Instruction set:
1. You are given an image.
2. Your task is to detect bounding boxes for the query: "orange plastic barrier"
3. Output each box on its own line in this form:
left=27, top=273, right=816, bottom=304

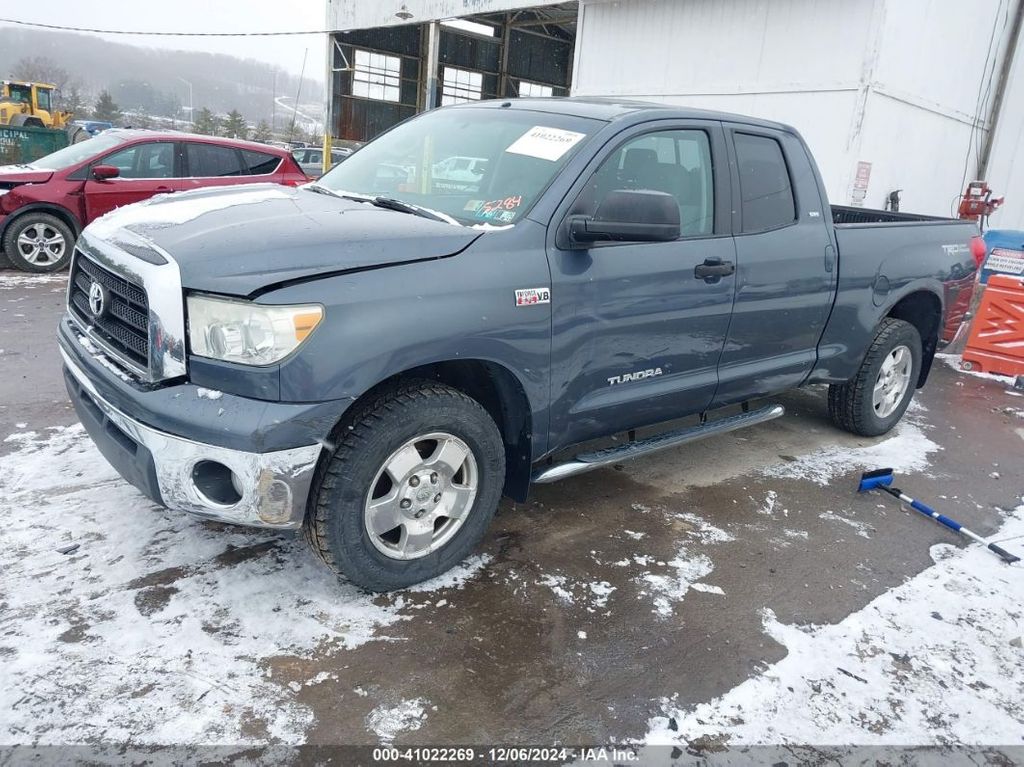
left=962, top=274, right=1024, bottom=377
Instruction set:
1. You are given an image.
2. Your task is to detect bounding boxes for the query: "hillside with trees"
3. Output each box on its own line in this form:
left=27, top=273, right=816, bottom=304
left=0, top=26, right=322, bottom=135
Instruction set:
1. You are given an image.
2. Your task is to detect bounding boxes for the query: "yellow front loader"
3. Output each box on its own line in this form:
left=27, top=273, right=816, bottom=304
left=0, top=80, right=73, bottom=130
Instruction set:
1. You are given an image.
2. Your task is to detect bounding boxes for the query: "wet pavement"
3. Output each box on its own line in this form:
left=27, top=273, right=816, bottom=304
left=1, top=269, right=1022, bottom=748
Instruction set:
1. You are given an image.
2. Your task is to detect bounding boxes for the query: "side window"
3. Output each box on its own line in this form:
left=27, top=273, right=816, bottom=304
left=186, top=143, right=243, bottom=177
left=101, top=143, right=175, bottom=178
left=734, top=133, right=796, bottom=233
left=580, top=129, right=715, bottom=237
left=240, top=149, right=281, bottom=175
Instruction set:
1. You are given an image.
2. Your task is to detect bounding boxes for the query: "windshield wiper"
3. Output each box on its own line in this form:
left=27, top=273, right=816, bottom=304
left=304, top=185, right=456, bottom=225
left=369, top=196, right=452, bottom=224
left=304, top=183, right=353, bottom=199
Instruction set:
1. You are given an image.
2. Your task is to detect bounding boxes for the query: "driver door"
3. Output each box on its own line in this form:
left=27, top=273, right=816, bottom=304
left=547, top=122, right=737, bottom=450
left=83, top=141, right=182, bottom=221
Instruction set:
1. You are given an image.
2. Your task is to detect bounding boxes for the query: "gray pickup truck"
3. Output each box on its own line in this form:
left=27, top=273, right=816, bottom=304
left=58, top=98, right=982, bottom=590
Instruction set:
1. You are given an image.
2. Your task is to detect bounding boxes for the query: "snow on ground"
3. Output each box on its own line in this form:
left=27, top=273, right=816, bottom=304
left=936, top=352, right=1018, bottom=386
left=0, top=273, right=67, bottom=291
left=0, top=425, right=490, bottom=745
left=762, top=408, right=940, bottom=485
left=646, top=502, right=1024, bottom=746
left=365, top=698, right=429, bottom=742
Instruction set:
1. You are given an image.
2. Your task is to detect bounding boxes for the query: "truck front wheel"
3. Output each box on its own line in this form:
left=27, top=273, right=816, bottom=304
left=827, top=318, right=922, bottom=437
left=305, top=381, right=506, bottom=592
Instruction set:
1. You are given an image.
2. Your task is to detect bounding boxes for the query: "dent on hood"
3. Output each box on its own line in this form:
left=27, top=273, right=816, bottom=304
left=87, top=183, right=294, bottom=240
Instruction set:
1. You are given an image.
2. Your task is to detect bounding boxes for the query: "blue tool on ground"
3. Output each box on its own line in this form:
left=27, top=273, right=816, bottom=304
left=858, top=468, right=1020, bottom=564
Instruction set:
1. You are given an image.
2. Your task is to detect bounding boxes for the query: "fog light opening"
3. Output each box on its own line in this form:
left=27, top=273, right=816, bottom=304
left=191, top=460, right=243, bottom=507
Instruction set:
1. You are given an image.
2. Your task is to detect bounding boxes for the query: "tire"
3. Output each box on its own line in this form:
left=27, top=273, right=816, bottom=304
left=2, top=212, right=75, bottom=272
left=828, top=318, right=922, bottom=437
left=9, top=114, right=44, bottom=128
left=305, top=380, right=506, bottom=592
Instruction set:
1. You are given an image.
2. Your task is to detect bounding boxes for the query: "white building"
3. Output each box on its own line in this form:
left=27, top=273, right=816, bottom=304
left=326, top=0, right=1024, bottom=227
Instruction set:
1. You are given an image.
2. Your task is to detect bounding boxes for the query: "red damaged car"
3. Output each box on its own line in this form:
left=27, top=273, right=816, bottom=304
left=0, top=130, right=308, bottom=272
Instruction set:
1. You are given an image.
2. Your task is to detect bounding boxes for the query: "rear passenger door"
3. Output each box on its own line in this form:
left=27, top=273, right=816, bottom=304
left=710, top=126, right=836, bottom=407
left=179, top=142, right=243, bottom=190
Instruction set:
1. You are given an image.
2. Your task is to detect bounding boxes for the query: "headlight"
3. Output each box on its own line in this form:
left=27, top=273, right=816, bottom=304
left=187, top=294, right=323, bottom=366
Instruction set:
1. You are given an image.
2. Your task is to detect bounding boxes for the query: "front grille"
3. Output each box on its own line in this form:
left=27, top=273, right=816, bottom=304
left=68, top=251, right=150, bottom=371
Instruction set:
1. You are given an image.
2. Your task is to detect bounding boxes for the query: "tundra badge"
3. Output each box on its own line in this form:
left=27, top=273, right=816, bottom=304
left=608, top=367, right=663, bottom=386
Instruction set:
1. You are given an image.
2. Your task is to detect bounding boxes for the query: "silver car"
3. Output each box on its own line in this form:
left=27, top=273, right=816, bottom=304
left=292, top=147, right=353, bottom=178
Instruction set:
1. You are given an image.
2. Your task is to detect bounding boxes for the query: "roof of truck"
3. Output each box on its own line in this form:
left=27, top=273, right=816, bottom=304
left=463, top=96, right=795, bottom=133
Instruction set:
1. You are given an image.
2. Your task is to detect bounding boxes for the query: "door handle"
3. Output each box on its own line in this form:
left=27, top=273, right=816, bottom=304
left=694, top=258, right=735, bottom=281
left=154, top=186, right=173, bottom=193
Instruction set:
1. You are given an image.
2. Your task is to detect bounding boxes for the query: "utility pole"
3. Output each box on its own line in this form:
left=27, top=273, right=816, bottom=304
left=322, top=5, right=334, bottom=176
left=288, top=48, right=308, bottom=144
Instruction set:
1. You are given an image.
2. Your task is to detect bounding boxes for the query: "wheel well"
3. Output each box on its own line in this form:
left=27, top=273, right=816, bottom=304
left=887, top=291, right=941, bottom=387
left=336, top=360, right=534, bottom=502
left=1, top=205, right=81, bottom=244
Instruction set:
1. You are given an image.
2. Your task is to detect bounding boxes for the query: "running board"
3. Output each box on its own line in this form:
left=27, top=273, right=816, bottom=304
left=531, top=404, right=785, bottom=484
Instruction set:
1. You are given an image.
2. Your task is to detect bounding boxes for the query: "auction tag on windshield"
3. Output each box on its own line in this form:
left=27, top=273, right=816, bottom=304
left=505, top=126, right=586, bottom=162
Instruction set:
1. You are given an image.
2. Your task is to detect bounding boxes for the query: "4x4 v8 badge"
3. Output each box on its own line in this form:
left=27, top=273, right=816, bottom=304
left=515, top=287, right=551, bottom=306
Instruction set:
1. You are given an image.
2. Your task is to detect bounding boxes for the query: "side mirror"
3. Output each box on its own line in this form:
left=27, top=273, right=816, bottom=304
left=92, top=164, right=120, bottom=181
left=568, top=189, right=680, bottom=247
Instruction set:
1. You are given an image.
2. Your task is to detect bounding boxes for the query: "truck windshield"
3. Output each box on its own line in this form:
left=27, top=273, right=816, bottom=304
left=30, top=133, right=127, bottom=170
left=316, top=107, right=601, bottom=226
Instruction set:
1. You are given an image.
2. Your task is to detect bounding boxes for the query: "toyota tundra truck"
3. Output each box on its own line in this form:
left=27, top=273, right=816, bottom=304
left=57, top=98, right=983, bottom=591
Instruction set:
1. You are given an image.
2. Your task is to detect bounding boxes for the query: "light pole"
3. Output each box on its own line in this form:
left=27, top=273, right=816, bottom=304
left=176, top=77, right=193, bottom=127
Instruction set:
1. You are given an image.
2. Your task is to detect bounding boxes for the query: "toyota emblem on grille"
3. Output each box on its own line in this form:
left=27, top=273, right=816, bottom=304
left=87, top=281, right=108, bottom=318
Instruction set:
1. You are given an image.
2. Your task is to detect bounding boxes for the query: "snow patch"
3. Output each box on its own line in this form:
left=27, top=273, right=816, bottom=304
left=936, top=352, right=1017, bottom=385
left=0, top=426, right=490, bottom=745
left=196, top=388, right=223, bottom=400
left=763, top=416, right=940, bottom=486
left=674, top=511, right=735, bottom=543
left=818, top=510, right=874, bottom=539
left=0, top=273, right=66, bottom=290
left=645, top=503, right=1024, bottom=746
left=366, top=698, right=428, bottom=742
left=690, top=582, right=725, bottom=596
left=640, top=551, right=714, bottom=619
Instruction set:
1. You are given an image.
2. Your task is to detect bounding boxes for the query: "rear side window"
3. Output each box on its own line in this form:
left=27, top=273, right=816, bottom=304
left=734, top=133, right=796, bottom=233
left=186, top=143, right=243, bottom=177
left=240, top=149, right=281, bottom=175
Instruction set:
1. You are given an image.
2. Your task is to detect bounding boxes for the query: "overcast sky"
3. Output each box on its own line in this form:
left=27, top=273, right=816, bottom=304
left=0, top=0, right=327, bottom=77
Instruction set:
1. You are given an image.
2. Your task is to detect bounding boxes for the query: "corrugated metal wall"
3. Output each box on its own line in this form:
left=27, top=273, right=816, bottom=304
left=572, top=0, right=1022, bottom=223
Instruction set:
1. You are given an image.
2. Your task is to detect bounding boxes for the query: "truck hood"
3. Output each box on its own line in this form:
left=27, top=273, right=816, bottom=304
left=84, top=183, right=483, bottom=296
left=0, top=165, right=55, bottom=185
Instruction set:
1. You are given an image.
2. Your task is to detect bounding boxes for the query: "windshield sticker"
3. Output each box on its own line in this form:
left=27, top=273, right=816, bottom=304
left=505, top=126, right=586, bottom=162
left=468, top=196, right=523, bottom=222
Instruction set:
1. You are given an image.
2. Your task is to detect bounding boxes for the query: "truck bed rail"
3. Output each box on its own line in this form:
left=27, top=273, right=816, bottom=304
left=832, top=205, right=948, bottom=225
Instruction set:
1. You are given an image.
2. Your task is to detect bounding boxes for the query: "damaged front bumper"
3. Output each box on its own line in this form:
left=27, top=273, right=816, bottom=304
left=60, top=344, right=323, bottom=529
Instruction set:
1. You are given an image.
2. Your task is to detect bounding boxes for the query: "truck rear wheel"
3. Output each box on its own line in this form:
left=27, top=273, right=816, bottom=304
left=3, top=212, right=75, bottom=272
left=305, top=381, right=505, bottom=592
left=828, top=318, right=922, bottom=437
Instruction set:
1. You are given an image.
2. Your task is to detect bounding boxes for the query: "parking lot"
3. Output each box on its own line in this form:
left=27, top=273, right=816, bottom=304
left=1, top=270, right=1022, bottom=750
